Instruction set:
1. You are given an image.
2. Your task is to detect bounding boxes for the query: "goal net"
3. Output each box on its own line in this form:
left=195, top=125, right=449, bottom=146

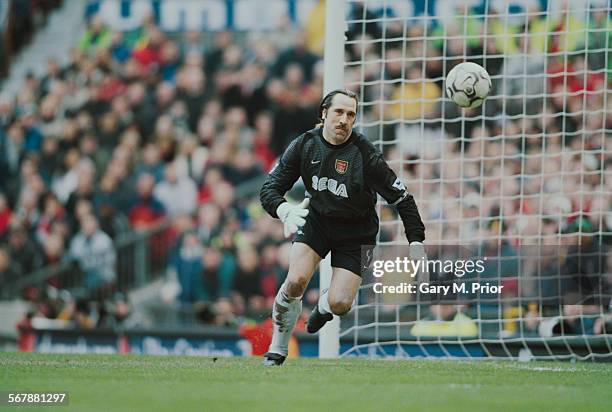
left=339, top=0, right=612, bottom=360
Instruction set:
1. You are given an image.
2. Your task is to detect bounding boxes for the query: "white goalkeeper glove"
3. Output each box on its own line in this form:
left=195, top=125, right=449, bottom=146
left=276, top=198, right=310, bottom=237
left=409, top=241, right=429, bottom=282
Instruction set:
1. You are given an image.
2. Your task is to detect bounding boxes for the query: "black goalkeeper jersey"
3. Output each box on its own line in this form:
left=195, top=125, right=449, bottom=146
left=260, top=127, right=425, bottom=243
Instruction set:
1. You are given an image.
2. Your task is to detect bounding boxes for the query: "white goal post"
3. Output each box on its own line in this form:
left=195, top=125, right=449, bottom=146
left=319, top=0, right=347, bottom=359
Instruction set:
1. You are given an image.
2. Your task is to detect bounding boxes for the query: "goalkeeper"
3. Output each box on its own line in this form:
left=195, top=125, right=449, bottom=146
left=260, top=89, right=425, bottom=366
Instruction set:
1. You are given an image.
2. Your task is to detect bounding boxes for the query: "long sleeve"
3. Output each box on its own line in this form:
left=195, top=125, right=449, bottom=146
left=260, top=135, right=303, bottom=218
left=366, top=153, right=425, bottom=243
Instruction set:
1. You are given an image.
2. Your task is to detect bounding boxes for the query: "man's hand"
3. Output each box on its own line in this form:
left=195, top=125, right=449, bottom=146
left=409, top=241, right=427, bottom=260
left=409, top=241, right=428, bottom=282
left=594, top=315, right=612, bottom=335
left=276, top=199, right=310, bottom=237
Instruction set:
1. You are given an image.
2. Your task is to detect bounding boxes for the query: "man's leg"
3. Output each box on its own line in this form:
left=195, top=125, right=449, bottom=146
left=308, top=267, right=362, bottom=333
left=265, top=242, right=321, bottom=363
left=327, top=268, right=362, bottom=315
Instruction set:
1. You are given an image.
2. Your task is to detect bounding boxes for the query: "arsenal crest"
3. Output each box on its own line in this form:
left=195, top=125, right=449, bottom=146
left=335, top=159, right=348, bottom=174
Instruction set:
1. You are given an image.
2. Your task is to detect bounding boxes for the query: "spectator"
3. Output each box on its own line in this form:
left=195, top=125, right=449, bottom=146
left=41, top=233, right=64, bottom=267
left=547, top=6, right=585, bottom=54
left=35, top=192, right=65, bottom=245
left=196, top=203, right=222, bottom=245
left=128, top=173, right=166, bottom=230
left=271, top=32, right=319, bottom=83
left=232, top=246, right=263, bottom=309
left=174, top=137, right=208, bottom=183
left=38, top=137, right=61, bottom=186
left=259, top=242, right=283, bottom=303
left=0, top=94, right=13, bottom=129
left=202, top=246, right=236, bottom=300
left=93, top=173, right=130, bottom=217
left=153, top=162, right=198, bottom=218
left=179, top=31, right=203, bottom=60
left=52, top=151, right=95, bottom=204
left=136, top=143, right=165, bottom=182
left=3, top=122, right=25, bottom=187
left=168, top=232, right=205, bottom=303
left=586, top=6, right=612, bottom=73
left=267, top=77, right=316, bottom=155
left=57, top=298, right=96, bottom=329
left=500, top=31, right=546, bottom=116
left=7, top=225, right=41, bottom=274
left=411, top=304, right=478, bottom=337
left=198, top=167, right=224, bottom=204
left=430, top=3, right=482, bottom=51
left=69, top=214, right=116, bottom=292
left=109, top=31, right=131, bottom=63
left=0, top=246, right=19, bottom=283
left=0, top=192, right=12, bottom=237
left=594, top=312, right=612, bottom=335
left=486, top=8, right=521, bottom=55
left=304, top=0, right=325, bottom=55
left=78, top=14, right=111, bottom=55
left=96, top=190, right=130, bottom=240
left=213, top=297, right=239, bottom=327
left=65, top=169, right=95, bottom=220
left=389, top=65, right=441, bottom=120
left=132, top=26, right=165, bottom=70
left=97, top=292, right=143, bottom=328
left=221, top=149, right=263, bottom=186
left=205, top=31, right=234, bottom=78
left=251, top=112, right=276, bottom=172
left=176, top=65, right=208, bottom=133
left=209, top=181, right=241, bottom=225
left=562, top=218, right=609, bottom=305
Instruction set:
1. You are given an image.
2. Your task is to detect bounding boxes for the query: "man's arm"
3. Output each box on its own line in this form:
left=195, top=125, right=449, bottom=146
left=366, top=153, right=425, bottom=243
left=260, top=136, right=303, bottom=218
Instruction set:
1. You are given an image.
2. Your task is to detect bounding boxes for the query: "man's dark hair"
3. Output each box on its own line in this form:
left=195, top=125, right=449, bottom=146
left=317, top=88, right=359, bottom=124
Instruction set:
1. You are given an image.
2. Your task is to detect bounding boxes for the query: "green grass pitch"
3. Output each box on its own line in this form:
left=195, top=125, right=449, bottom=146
left=1, top=353, right=611, bottom=411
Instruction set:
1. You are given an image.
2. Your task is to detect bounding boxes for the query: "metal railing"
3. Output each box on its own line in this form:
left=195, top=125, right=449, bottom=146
left=0, top=174, right=271, bottom=301
left=0, top=0, right=11, bottom=79
left=0, top=1, right=9, bottom=30
left=1, top=221, right=173, bottom=300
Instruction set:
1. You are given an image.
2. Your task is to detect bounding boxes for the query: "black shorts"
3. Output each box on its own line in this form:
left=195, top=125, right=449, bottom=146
left=294, top=208, right=378, bottom=277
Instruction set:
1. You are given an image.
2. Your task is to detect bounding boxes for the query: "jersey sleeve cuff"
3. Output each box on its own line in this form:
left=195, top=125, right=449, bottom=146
left=407, top=233, right=425, bottom=243
left=270, top=199, right=287, bottom=219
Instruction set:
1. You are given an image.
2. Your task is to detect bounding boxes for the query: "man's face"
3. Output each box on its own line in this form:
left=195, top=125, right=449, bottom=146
left=164, top=164, right=177, bottom=184
left=82, top=215, right=98, bottom=236
left=323, top=93, right=357, bottom=142
left=137, top=174, right=154, bottom=197
left=9, top=230, right=26, bottom=247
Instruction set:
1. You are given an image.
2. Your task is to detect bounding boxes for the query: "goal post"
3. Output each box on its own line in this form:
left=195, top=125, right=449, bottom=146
left=322, top=0, right=612, bottom=360
left=319, top=0, right=347, bottom=359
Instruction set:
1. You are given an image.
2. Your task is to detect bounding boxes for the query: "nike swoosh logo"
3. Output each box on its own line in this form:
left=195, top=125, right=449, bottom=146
left=311, top=160, right=321, bottom=164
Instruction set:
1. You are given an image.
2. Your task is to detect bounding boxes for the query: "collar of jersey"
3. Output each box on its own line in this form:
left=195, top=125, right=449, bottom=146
left=316, top=126, right=354, bottom=149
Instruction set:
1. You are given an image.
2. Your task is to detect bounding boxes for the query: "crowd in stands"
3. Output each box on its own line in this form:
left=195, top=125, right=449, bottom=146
left=1, top=9, right=324, bottom=329
left=2, top=2, right=611, bottom=335
left=345, top=2, right=611, bottom=334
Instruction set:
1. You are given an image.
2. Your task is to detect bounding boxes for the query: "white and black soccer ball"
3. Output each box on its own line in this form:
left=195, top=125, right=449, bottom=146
left=445, top=62, right=491, bottom=108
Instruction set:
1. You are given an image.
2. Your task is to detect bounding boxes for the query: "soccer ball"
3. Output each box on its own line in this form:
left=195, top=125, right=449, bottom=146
left=445, top=62, right=491, bottom=108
